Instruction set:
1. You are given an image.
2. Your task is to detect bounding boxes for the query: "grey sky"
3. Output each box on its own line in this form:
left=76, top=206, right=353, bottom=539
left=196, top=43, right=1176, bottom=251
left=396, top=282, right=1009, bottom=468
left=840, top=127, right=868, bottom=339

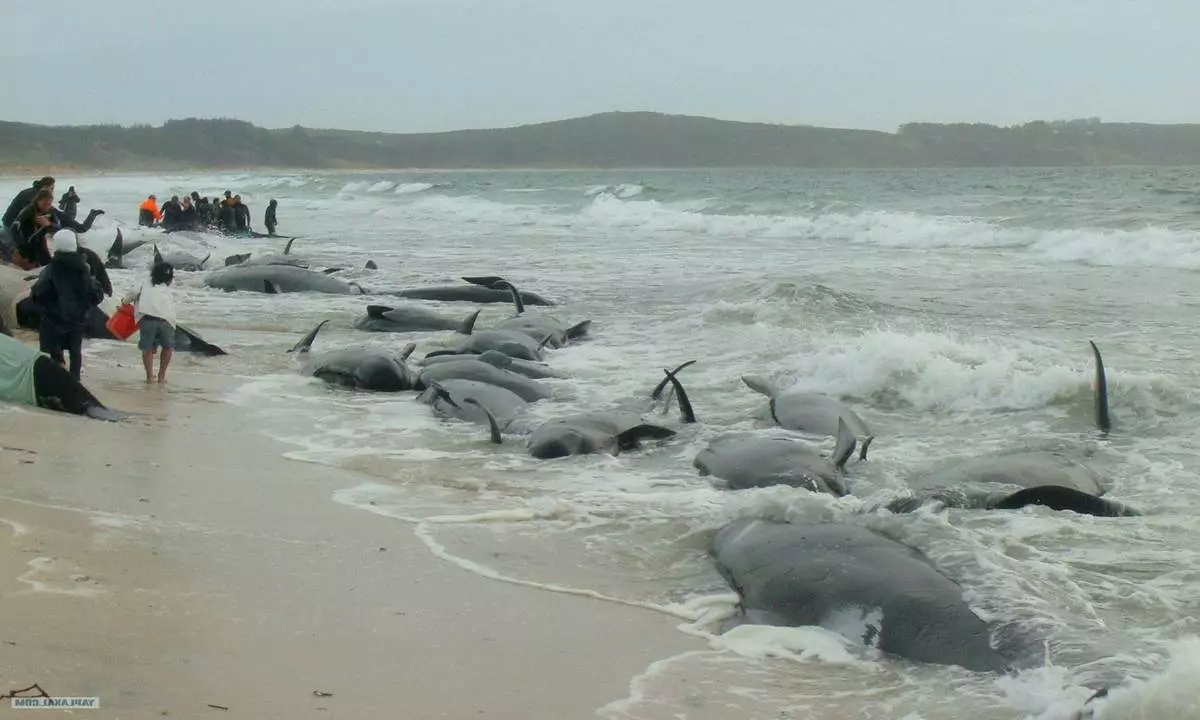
left=3, top=0, right=1197, bottom=133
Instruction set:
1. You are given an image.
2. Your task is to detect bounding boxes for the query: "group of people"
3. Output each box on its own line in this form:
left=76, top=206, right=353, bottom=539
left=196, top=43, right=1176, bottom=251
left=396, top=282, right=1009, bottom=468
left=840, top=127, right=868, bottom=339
left=139, top=190, right=280, bottom=236
left=1, top=176, right=179, bottom=385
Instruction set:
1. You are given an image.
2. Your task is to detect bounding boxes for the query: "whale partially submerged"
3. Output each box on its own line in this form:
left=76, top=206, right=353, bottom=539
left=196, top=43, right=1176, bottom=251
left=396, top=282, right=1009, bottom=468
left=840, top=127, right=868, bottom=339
left=489, top=280, right=589, bottom=348
left=354, top=305, right=481, bottom=334
left=0, top=333, right=136, bottom=421
left=886, top=342, right=1137, bottom=517
left=694, top=418, right=858, bottom=496
left=415, top=356, right=553, bottom=402
left=205, top=265, right=363, bottom=295
left=289, top=320, right=416, bottom=391
left=742, top=375, right=875, bottom=460
left=419, top=349, right=568, bottom=380
left=389, top=277, right=555, bottom=306
left=710, top=518, right=1011, bottom=672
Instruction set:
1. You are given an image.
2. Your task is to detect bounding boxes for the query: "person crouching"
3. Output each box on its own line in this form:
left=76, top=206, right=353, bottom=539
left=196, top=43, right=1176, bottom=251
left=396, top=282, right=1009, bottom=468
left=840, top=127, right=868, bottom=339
left=28, top=230, right=104, bottom=380
left=123, top=261, right=178, bottom=384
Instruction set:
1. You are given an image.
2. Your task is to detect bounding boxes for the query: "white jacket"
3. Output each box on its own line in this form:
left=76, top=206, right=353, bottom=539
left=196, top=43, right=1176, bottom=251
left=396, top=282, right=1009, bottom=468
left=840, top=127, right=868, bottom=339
left=122, top=282, right=177, bottom=327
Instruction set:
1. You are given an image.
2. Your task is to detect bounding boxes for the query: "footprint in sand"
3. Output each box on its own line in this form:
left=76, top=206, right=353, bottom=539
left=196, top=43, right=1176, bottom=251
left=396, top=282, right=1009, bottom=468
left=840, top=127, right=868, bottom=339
left=16, top=556, right=104, bottom=597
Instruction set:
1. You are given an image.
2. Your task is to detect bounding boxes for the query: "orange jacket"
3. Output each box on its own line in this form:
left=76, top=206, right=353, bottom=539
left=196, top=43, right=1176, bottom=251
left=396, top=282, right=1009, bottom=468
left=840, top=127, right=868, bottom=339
left=139, top=197, right=162, bottom=220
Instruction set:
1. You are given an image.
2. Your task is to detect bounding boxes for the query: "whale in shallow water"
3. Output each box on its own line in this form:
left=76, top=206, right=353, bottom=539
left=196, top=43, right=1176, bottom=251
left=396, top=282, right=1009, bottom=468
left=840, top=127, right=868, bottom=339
left=353, top=305, right=481, bottom=334
left=289, top=321, right=416, bottom=391
left=742, top=375, right=875, bottom=460
left=420, top=378, right=533, bottom=431
left=205, top=265, right=363, bottom=295
left=153, top=245, right=209, bottom=272
left=710, top=518, right=1011, bottom=673
left=488, top=280, right=590, bottom=348
left=419, top=349, right=568, bottom=380
left=388, top=277, right=554, bottom=306
left=694, top=417, right=858, bottom=496
left=885, top=342, right=1137, bottom=517
left=415, top=356, right=552, bottom=402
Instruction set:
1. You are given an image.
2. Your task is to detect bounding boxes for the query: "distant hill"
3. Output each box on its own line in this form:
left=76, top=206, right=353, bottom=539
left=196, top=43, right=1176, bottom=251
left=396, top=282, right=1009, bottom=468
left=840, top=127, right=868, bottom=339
left=2, top=112, right=1200, bottom=170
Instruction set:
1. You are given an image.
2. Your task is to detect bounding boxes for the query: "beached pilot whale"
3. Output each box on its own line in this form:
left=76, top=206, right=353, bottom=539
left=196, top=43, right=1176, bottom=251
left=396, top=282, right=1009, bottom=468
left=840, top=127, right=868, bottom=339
left=489, top=279, right=590, bottom=348
left=464, top=364, right=696, bottom=458
left=354, top=305, right=482, bottom=334
left=222, top=237, right=317, bottom=269
left=885, top=342, right=1137, bottom=518
left=153, top=245, right=209, bottom=272
left=694, top=417, right=858, bottom=496
left=419, top=349, right=568, bottom=380
left=289, top=320, right=416, bottom=391
left=389, top=276, right=555, bottom=306
left=420, top=378, right=533, bottom=431
left=710, top=518, right=1011, bottom=673
left=425, top=322, right=553, bottom=362
left=415, top=355, right=552, bottom=402
left=205, top=265, right=364, bottom=295
left=742, top=375, right=875, bottom=460
left=0, top=333, right=136, bottom=421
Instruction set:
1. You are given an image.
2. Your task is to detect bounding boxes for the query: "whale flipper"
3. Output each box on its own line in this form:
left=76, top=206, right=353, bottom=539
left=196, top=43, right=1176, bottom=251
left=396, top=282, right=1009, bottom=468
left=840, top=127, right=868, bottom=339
left=462, top=275, right=508, bottom=288
left=614, top=424, right=676, bottom=451
left=832, top=417, right=857, bottom=470
left=176, top=324, right=227, bottom=356
left=992, top=485, right=1138, bottom=517
left=288, top=320, right=330, bottom=354
left=463, top=398, right=503, bottom=445
left=284, top=237, right=296, bottom=255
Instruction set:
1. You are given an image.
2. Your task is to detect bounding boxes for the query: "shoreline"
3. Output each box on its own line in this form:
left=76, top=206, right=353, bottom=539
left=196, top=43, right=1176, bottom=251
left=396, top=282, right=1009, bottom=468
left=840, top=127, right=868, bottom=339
left=0, top=352, right=704, bottom=718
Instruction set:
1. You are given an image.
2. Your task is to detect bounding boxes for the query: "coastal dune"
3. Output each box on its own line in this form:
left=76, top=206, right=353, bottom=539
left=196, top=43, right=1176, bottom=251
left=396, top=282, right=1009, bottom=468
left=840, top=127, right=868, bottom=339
left=0, top=359, right=702, bottom=719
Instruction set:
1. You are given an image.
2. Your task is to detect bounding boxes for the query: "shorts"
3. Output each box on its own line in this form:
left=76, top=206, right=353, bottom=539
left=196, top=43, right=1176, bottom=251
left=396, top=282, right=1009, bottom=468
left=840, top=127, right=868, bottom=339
left=138, top=316, right=176, bottom=351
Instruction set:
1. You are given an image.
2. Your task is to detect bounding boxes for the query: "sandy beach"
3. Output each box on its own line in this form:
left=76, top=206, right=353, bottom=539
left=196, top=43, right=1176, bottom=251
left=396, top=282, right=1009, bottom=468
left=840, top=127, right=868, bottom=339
left=0, top=347, right=705, bottom=719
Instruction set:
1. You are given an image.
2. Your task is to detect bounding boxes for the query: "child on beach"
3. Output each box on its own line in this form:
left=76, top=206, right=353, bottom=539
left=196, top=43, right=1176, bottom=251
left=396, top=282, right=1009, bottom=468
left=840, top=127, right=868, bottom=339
left=28, top=229, right=104, bottom=380
left=123, top=261, right=177, bottom=384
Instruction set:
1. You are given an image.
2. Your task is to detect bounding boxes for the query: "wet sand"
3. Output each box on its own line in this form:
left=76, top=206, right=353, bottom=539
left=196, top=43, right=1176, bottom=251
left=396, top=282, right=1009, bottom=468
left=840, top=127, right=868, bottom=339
left=0, top=353, right=703, bottom=719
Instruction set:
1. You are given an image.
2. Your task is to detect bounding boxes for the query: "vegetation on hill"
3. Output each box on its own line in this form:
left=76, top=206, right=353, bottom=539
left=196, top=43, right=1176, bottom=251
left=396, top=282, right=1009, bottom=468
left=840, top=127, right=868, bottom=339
left=1, top=112, right=1197, bottom=170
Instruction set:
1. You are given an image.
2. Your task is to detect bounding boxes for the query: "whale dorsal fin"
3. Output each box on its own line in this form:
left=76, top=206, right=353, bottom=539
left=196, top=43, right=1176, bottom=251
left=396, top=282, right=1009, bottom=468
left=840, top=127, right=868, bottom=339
left=153, top=245, right=163, bottom=264
left=831, top=417, right=857, bottom=471
left=263, top=279, right=280, bottom=294
left=366, top=305, right=393, bottom=318
left=1090, top=340, right=1110, bottom=434
left=457, top=309, right=481, bottom=336
left=284, top=237, right=296, bottom=255
left=566, top=319, right=591, bottom=340
left=365, top=260, right=378, bottom=270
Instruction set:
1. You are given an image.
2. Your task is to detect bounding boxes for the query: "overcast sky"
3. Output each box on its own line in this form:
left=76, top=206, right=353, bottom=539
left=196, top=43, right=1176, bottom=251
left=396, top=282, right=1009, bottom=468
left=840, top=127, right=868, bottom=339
left=3, top=0, right=1196, bottom=133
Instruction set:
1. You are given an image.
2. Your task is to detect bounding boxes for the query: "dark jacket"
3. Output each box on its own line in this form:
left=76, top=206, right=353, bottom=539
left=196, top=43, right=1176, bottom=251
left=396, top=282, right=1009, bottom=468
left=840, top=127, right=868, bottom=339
left=178, top=205, right=198, bottom=230
left=14, top=207, right=102, bottom=266
left=3, top=185, right=40, bottom=227
left=29, top=251, right=104, bottom=333
left=218, top=203, right=236, bottom=231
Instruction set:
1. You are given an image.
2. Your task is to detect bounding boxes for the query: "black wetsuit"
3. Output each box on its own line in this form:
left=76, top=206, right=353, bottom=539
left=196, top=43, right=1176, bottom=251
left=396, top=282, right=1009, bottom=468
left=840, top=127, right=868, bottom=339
left=13, top=207, right=103, bottom=266
left=58, top=191, right=79, bottom=221
left=29, top=250, right=104, bottom=380
left=233, top=202, right=250, bottom=231
left=265, top=202, right=278, bottom=235
left=178, top=205, right=198, bottom=230
left=218, top=202, right=236, bottom=232
left=160, top=200, right=183, bottom=230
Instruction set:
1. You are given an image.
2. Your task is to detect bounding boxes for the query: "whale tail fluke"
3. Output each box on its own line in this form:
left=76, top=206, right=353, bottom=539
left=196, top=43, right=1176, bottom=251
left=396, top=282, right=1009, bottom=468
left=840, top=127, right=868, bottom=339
left=858, top=435, right=875, bottom=461
left=992, top=485, right=1138, bottom=517
left=661, top=365, right=696, bottom=424
left=1090, top=340, right=1110, bottom=434
left=741, top=375, right=776, bottom=398
left=832, top=417, right=857, bottom=471
left=650, top=360, right=697, bottom=400
left=288, top=320, right=330, bottom=354
left=462, top=398, right=503, bottom=445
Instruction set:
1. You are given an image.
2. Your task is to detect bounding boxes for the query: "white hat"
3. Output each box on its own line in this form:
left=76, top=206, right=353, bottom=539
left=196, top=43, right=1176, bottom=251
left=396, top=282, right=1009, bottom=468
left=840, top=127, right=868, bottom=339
left=52, top=229, right=78, bottom=254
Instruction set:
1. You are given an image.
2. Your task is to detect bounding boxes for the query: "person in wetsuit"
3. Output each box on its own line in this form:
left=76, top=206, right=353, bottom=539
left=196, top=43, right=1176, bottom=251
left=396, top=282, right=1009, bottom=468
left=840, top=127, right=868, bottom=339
left=29, top=229, right=105, bottom=381
left=13, top=189, right=105, bottom=268
left=217, top=197, right=237, bottom=233
left=265, top=199, right=279, bottom=236
left=160, top=195, right=183, bottom=230
left=178, top=195, right=198, bottom=230
left=58, top=186, right=80, bottom=221
left=233, top=195, right=251, bottom=232
left=139, top=195, right=162, bottom=226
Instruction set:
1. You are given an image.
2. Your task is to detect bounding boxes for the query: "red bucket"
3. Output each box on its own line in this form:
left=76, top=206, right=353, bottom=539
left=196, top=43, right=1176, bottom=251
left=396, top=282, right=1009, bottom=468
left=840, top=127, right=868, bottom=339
left=106, top=303, right=140, bottom=341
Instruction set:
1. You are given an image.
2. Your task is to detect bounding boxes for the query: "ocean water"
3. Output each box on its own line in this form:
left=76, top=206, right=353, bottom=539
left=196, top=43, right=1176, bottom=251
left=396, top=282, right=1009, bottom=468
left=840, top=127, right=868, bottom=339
left=8, top=166, right=1200, bottom=718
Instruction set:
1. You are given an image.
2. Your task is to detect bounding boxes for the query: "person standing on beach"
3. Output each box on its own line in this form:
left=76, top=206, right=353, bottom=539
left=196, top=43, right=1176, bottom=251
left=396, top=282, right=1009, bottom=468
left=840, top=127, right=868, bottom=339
left=28, top=230, right=104, bottom=380
left=264, top=199, right=279, bottom=236
left=123, top=261, right=177, bottom=384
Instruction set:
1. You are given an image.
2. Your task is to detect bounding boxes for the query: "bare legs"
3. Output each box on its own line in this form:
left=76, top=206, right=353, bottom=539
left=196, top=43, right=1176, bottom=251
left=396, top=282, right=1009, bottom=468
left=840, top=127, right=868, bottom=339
left=142, top=347, right=174, bottom=384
